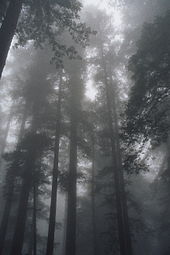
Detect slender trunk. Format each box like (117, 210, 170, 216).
(18, 104, 28, 143)
(46, 76, 62, 255)
(101, 51, 132, 255)
(62, 197, 67, 255)
(33, 183, 37, 255)
(0, 0, 22, 79)
(28, 226, 33, 255)
(0, 170, 14, 255)
(27, 181, 38, 255)
(65, 78, 78, 255)
(91, 141, 98, 255)
(112, 81, 132, 253)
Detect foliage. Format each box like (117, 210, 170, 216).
(13, 0, 93, 67)
(126, 11, 170, 145)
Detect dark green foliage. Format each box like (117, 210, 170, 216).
(126, 11, 170, 145)
(15, 0, 92, 67)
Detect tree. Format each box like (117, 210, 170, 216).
(126, 11, 170, 146)
(0, 0, 22, 79)
(84, 9, 132, 254)
(0, 0, 91, 79)
(126, 11, 170, 254)
(8, 49, 56, 254)
(91, 139, 98, 255)
(64, 59, 84, 255)
(46, 73, 63, 255)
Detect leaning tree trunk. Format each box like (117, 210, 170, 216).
(0, 0, 22, 79)
(65, 75, 79, 255)
(0, 109, 28, 255)
(101, 52, 132, 255)
(46, 75, 62, 255)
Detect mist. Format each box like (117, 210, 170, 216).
(0, 0, 170, 255)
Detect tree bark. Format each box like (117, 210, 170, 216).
(10, 141, 37, 255)
(0, 109, 12, 155)
(33, 183, 37, 255)
(1, 112, 11, 154)
(101, 51, 132, 255)
(111, 87, 132, 255)
(0, 0, 22, 79)
(91, 140, 98, 255)
(65, 75, 79, 255)
(46, 75, 62, 255)
(0, 169, 15, 255)
(0, 108, 27, 255)
(17, 104, 28, 143)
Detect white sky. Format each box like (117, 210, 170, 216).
(83, 0, 110, 11)
(85, 80, 97, 101)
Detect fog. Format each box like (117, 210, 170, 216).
(0, 0, 170, 255)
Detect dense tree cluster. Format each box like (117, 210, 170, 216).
(0, 0, 170, 255)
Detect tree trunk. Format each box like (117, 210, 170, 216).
(111, 88, 132, 255)
(33, 183, 37, 255)
(10, 142, 37, 255)
(0, 169, 15, 255)
(0, 106, 28, 254)
(27, 180, 38, 255)
(0, 0, 22, 79)
(102, 52, 132, 255)
(91, 140, 98, 255)
(17, 104, 28, 143)
(0, 110, 12, 155)
(65, 76, 79, 255)
(46, 75, 62, 255)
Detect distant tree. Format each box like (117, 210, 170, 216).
(84, 9, 132, 254)
(5, 50, 56, 255)
(64, 59, 84, 255)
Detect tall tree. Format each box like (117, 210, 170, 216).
(0, 94, 30, 255)
(65, 60, 83, 255)
(46, 73, 63, 255)
(9, 50, 55, 254)
(0, 144, 23, 255)
(85, 9, 132, 254)
(102, 54, 132, 255)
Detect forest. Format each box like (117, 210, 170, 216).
(0, 0, 170, 255)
